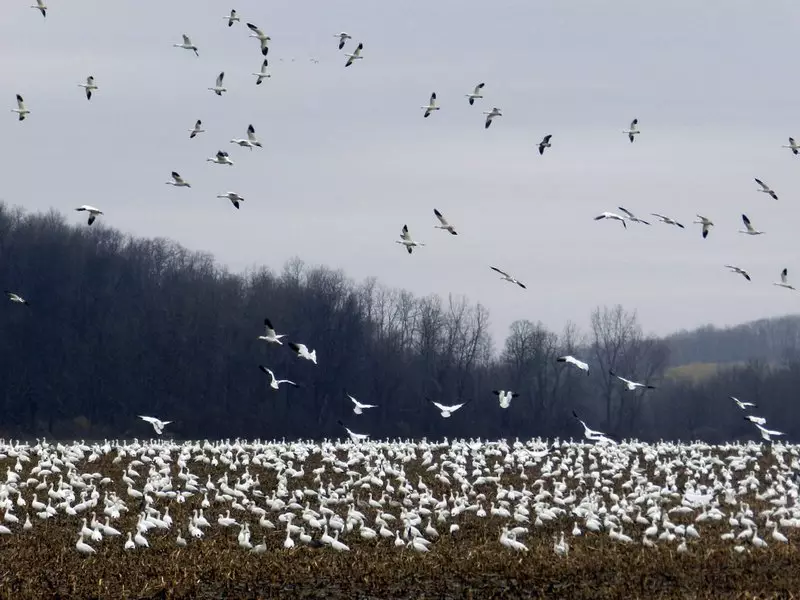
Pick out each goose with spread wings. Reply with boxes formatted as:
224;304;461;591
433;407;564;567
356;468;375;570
12;95;30;121
258;318;285;344
782;137;800;155
572;410;618;444
693;215;713;239
166;171;191;187
610;369;656;391
433;209;457;235
538;134;552;155
288;342;317;364
617;207;650;225
594;212;627;228
335;32;352;50
738;214;764;235
189;119;204;139
421;92;440;118
725;265;751;281
731;396;757;410
78;76;97;100
465;82;484;105
492;390;519;409
337;420;368;442
247;23;271;55
258;366;299;390
208;72;227;96
490;266;526;289
5;292;30;307
754;178;778;200
139;415;172;435
252;60;270;84
557;355;589;374
345;43;363;67
75;205;103;226
396;225;424;254
346;393;377;415
173;34;198;56
224;9;240;27
774;268;795;290
650;213;684;228
623;118;639;143
425;397;471;418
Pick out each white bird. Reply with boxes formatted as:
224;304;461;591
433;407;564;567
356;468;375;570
610;370;656;391
335;32;352;50
12;95;30;121
216;192;244;209
433;209;457;235
208;72;227;96
166;171;191;187
252;60;270;84
189;119;204;139
557;355;589;374
75;205;103;226
75;534;95;555
173;34;198;57
288;342;317;365
730;396;757;410
489;266;526;289
781;137;799;155
650;213;685;228
773;268;795;291
138;415;172;435
207;150;234;166
594;212;627;228
5;292;30;307
725;265;751;281
344;43;363;67
78;76;97;101
396;225;425;254
31;0;46;18
224;9;240;27
258;366;299;390
693;215;713;239
754;178;778;200
492;390;519;409
246;23;271;55
744;415;767;426
337;420;368;442
425;398;471;418
623;118;640;142
538;134;553;155
230;124;262;150
738;214;764;236
421;93;439;118
347;393;377;415
483;107;502;129
465;82;485;105
754;423;785;442
617;207;650;225
258;318;285;344
572;411;618;444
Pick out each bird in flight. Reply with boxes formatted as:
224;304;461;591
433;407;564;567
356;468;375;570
75;205;103;226
139;415;172;435
288;342;317;364
730;396;757;410
223;9;240;27
693;215;713;239
465;82;485;105
490;266;526;289
483;107;502;129
594;211;627;228
396;225;425;254
335;32;352;50
609;370;656;392
754;178;778;200
247;23;271;55
346;393;377;415
557;355;589;374
208;72;227;96
189;119;204;139
773;268;795;291
258;318;285;345
252;60;270;85
492;390;519;409
781;137;800;155
32;0;47;18
433;209;457;235
337;420;369;442
12;94;30;121
617;207;650;225
166;171;191;187
421;93;439;118
5;291;30;307
173;34;199;56
650;213;685;228
258;366;299;390
78;76;97;100
738;214;764;236
216;192;245;210
345;43;363;67
538;135;553;155
623;118;640;143
725;265;751;281
425;397;471;418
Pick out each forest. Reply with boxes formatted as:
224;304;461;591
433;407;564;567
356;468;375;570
0;203;797;443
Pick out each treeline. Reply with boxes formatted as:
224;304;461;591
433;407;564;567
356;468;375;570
0;204;796;442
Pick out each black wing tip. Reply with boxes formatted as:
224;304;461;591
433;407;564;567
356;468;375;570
571;410;580;419
491;390;500;395
337;420;345;427
556;357;566;362
264;317;274;327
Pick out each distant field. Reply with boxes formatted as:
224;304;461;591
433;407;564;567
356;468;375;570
0;439;797;599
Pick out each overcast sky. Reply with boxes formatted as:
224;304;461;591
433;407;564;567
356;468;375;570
2;0;800;345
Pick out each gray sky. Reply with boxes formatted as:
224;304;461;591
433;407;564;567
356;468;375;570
3;0;800;345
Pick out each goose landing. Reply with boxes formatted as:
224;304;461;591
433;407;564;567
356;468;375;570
347;393;377;415
139;415;172;435
425;397;471;418
492;390;519;409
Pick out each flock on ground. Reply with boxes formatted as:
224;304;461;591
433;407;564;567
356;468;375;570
4;5;790;447
0;438;798;558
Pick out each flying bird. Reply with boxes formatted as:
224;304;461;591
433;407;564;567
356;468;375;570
335;32;352;50
31;0;46;18
557;355;589;374
693;215;713;239
189;119;204;139
572;410;618;445
5;292;30;307
396;225;425;254
139;416;172;435
246;23;271;55
208;72;227;96
166;171;191;187
258;366;299;390
207;150;234;166
773;268;795;290
483;107;502;129
782;137;799;155
754;423;784;442
173;34;198;56
230;124;262;149
252;60;270;84
730;396;757;410
623;118;640;143
490;266;526;289
288;342;317;364
465;82;485;105
337;420;368;442
617;207;650;225
609;370;656;391
258;318;285;344
75;205;103;226
594;212;627;228
425;397;471;418
724;265;751;281
344;43;363;67
216;192;244;209
346;393;377;415
492;390;519;409
538;135;553;155
650;213;685;228
754;178;778;200
738;214;764;236
78;76;97;100
12;95;30;121
421;93;439;118
433;209;457;235
224;9;240;27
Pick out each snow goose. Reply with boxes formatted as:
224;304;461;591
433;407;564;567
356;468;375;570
396;225;425;254
610;370;656;391
490;266;526;289
344;43;363;67
571;411;618;444
754;178;778;200
492;390;519;409
12;95;30;121
483;107;502;129
425;397;471;418
650;213;684;228
782;137;799;155
744;415;766;426
346;393;377;415
78;76;97;101
207;150;234;165
31;0;46;18
738;214;764;236
258;366;299;390
224;9;240;27
421;92;439;118
173;34;198;56
75;205;103;226
166;171;190;187
189;119;204;139
288;342;317;364
252;60;270;84
75;534;95;555
139;415;171;435
337;420;368;443
538;134;552;155
230;124;261;149
465;82;485;105
623;118;639;143
617;207;650;225
5;292;30;307
731;396;756;410
725;265;751;281
773;268;795;290
335;32;352;50
246;23;271;55
594;212;627;228
433;209;457;235
556;355;589;374
258;318;285;344
208;72;227;96
216;192;244;209
754;423;784;442
693;215;713;239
